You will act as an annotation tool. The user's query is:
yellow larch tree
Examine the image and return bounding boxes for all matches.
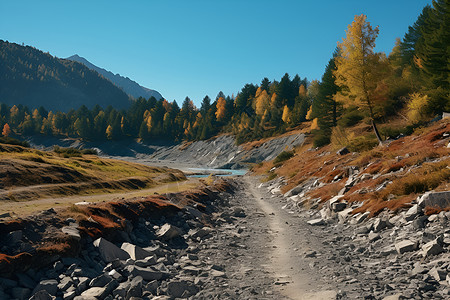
[334,14,384,144]
[215,97,227,122]
[281,105,291,123]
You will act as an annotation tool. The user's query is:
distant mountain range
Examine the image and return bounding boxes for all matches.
[0,40,132,112]
[66,54,163,100]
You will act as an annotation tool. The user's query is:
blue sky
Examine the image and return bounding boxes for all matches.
[1,0,431,106]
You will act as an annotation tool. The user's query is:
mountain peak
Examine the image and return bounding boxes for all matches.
[66,55,163,100]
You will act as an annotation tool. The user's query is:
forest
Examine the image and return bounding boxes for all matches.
[0,0,448,147]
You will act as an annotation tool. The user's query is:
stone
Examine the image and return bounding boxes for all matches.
[121,242,153,260]
[93,237,130,263]
[61,226,81,240]
[352,212,370,224]
[395,240,418,254]
[338,207,353,223]
[404,204,421,221]
[337,147,350,155]
[32,279,58,296]
[89,274,112,288]
[373,218,389,233]
[80,287,106,299]
[332,202,347,213]
[135,255,157,267]
[412,216,428,229]
[428,267,447,281]
[188,227,212,240]
[63,290,76,300]
[29,290,54,300]
[57,277,72,291]
[368,232,381,242]
[76,277,90,294]
[156,223,182,240]
[11,287,31,300]
[307,218,325,226]
[184,206,203,219]
[418,191,450,209]
[126,276,143,299]
[108,269,123,281]
[422,239,443,257]
[124,265,163,281]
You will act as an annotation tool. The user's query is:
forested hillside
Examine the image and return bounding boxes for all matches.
[0,40,131,112]
[0,1,448,147]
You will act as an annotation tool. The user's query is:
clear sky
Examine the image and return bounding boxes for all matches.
[1,0,431,107]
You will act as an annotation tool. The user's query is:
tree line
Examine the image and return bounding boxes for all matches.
[1,0,448,146]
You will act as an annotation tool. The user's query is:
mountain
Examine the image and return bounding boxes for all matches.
[0,40,131,112]
[66,54,163,100]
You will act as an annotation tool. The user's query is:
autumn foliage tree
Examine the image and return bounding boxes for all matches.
[2,123,11,137]
[334,14,384,144]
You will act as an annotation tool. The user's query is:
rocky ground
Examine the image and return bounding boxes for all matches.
[27,132,305,170]
[0,175,449,299]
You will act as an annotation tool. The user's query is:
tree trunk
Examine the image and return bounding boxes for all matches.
[371,119,383,146]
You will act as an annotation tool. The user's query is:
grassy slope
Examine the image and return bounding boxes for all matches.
[252,118,450,217]
[0,143,186,201]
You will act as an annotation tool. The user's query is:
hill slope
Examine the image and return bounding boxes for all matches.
[0,40,131,111]
[67,54,163,100]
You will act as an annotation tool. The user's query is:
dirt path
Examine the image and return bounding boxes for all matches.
[0,178,201,218]
[243,176,337,300]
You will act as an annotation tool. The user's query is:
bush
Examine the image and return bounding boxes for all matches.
[338,108,364,127]
[347,135,378,152]
[54,146,97,157]
[313,129,331,148]
[274,150,294,164]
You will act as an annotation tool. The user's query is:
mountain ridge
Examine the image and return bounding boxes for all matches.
[0,40,131,112]
[66,54,163,100]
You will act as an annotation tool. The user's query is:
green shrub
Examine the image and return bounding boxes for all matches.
[313,129,331,147]
[274,150,294,164]
[338,108,364,127]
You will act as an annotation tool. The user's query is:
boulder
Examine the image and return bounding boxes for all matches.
[404,204,421,221]
[121,242,153,260]
[331,202,347,213]
[373,218,389,233]
[428,267,447,281]
[421,239,443,257]
[124,265,163,281]
[395,240,418,254]
[156,224,182,240]
[89,274,112,288]
[93,238,130,263]
[32,279,58,296]
[418,191,450,209]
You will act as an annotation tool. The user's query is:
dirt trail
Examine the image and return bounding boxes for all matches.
[243,176,337,300]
